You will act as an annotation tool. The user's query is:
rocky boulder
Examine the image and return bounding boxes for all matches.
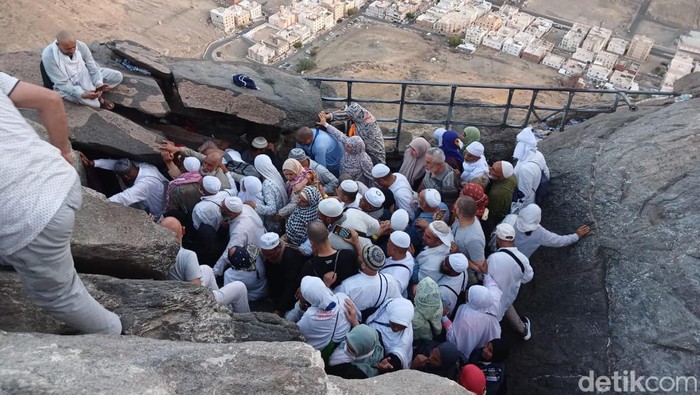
[0,332,469,395]
[105,71,170,117]
[673,71,700,97]
[71,188,179,279]
[167,59,323,134]
[508,98,700,393]
[0,271,303,342]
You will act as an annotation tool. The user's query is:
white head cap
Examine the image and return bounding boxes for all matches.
[448,253,468,273]
[495,223,516,241]
[183,157,201,172]
[465,141,484,157]
[500,161,514,178]
[428,220,453,246]
[371,163,391,179]
[390,209,410,231]
[251,136,268,149]
[259,232,280,250]
[318,198,344,217]
[423,188,442,209]
[202,176,222,195]
[224,196,243,213]
[340,180,359,193]
[364,188,385,208]
[390,230,411,249]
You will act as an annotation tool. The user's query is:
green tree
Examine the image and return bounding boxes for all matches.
[448,36,464,48]
[309,46,320,57]
[405,12,416,21]
[347,8,358,16]
[297,58,316,73]
[293,42,302,49]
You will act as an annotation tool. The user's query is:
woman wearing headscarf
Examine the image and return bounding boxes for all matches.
[440,130,464,171]
[285,186,322,246]
[412,277,444,341]
[324,104,386,165]
[238,176,264,207]
[445,285,501,359]
[278,158,321,218]
[432,127,447,147]
[461,183,489,222]
[295,276,356,353]
[366,298,415,371]
[318,114,374,187]
[462,126,481,146]
[253,155,287,233]
[411,341,461,380]
[399,137,431,189]
[327,324,386,379]
[501,203,590,258]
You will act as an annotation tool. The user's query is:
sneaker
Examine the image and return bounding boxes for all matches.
[521,316,532,341]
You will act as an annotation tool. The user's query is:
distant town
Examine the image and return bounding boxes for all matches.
[209,0,699,91]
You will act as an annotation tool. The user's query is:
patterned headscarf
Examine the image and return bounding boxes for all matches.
[228,244,261,271]
[283,158,312,195]
[340,136,374,186]
[285,186,322,246]
[411,277,443,341]
[332,103,385,165]
[461,182,489,218]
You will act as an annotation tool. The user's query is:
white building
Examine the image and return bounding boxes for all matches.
[542,53,565,69]
[586,64,611,81]
[464,26,488,45]
[609,70,636,90]
[506,12,534,32]
[502,32,535,57]
[524,17,553,38]
[678,30,700,57]
[366,0,391,18]
[560,23,590,52]
[572,47,595,63]
[237,0,263,21]
[248,42,277,64]
[661,54,695,91]
[482,26,517,50]
[522,39,555,63]
[559,58,586,76]
[594,51,619,69]
[436,12,471,34]
[606,37,628,56]
[627,35,654,62]
[210,7,237,33]
[581,26,612,53]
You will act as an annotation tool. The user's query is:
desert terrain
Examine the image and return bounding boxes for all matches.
[525,0,643,36]
[0,0,220,57]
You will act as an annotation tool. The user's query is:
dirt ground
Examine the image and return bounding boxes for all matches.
[524,0,642,36]
[0,0,221,57]
[647,0,700,30]
[307,21,599,142]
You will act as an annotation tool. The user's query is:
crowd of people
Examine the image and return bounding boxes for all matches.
[1,30,593,395]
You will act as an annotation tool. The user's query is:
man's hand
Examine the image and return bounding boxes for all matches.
[450,241,458,254]
[79,152,94,167]
[412,354,428,369]
[62,151,75,165]
[317,112,329,127]
[95,84,110,93]
[468,260,488,274]
[244,200,257,209]
[218,162,229,174]
[414,218,429,230]
[160,150,174,163]
[344,299,359,327]
[576,225,591,238]
[342,228,360,247]
[81,90,101,100]
[322,271,337,288]
[379,220,392,236]
[159,140,180,155]
[377,357,394,371]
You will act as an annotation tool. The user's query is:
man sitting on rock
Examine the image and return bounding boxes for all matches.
[41,30,122,110]
[160,217,250,313]
[81,154,169,219]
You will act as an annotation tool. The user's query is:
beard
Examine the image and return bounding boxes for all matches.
[200,168,216,177]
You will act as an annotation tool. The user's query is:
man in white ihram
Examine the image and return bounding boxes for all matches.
[0,72,121,334]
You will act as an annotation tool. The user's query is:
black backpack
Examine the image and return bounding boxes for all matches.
[39,61,54,90]
[529,161,549,206]
[224,153,260,178]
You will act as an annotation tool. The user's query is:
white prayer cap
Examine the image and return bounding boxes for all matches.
[364,188,385,208]
[371,163,391,178]
[252,136,268,149]
[495,223,516,241]
[500,161,514,178]
[202,176,221,195]
[516,204,542,233]
[259,232,280,250]
[467,285,493,312]
[428,220,453,246]
[183,157,201,172]
[423,188,442,209]
[318,198,344,217]
[340,180,359,193]
[390,230,411,249]
[223,196,243,213]
[465,141,484,157]
[448,253,468,273]
[390,209,410,231]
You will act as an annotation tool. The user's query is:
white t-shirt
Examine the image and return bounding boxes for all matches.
[380,254,414,297]
[334,271,402,313]
[0,73,77,256]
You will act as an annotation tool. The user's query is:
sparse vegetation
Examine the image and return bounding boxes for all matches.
[309,46,320,57]
[297,58,316,73]
[293,42,302,49]
[405,12,416,21]
[347,8,358,16]
[448,36,464,48]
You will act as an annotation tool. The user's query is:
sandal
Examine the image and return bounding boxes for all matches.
[98,97,115,110]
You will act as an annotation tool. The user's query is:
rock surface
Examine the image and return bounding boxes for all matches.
[71,188,179,279]
[508,99,700,393]
[168,59,323,133]
[105,71,170,117]
[0,271,304,342]
[0,332,469,395]
[105,40,173,79]
[673,71,700,96]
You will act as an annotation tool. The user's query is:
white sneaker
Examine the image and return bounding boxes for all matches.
[522,316,532,341]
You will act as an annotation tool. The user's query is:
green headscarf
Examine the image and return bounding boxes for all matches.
[341,324,385,378]
[462,126,481,146]
[412,277,443,341]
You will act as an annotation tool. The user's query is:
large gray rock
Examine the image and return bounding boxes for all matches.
[0,271,304,342]
[0,332,468,395]
[168,59,323,133]
[508,99,700,393]
[673,71,700,96]
[105,40,173,79]
[104,71,170,117]
[72,188,179,279]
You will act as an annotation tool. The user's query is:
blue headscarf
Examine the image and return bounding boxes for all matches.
[440,130,464,164]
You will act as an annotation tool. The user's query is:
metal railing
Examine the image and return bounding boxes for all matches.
[304,76,677,152]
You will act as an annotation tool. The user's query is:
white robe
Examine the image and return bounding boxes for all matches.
[415,244,450,283]
[447,303,501,359]
[366,298,414,369]
[380,253,414,298]
[334,271,402,313]
[487,247,533,319]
